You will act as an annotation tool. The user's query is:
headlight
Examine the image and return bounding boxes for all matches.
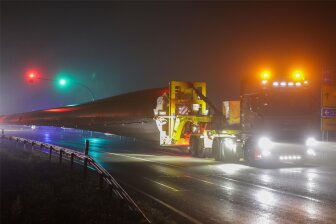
[262,150,271,157]
[306,137,317,147]
[258,137,273,150]
[307,148,316,156]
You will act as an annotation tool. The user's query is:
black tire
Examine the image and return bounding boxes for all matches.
[243,139,256,165]
[212,137,222,161]
[197,137,206,158]
[190,136,199,157]
[221,138,230,162]
[221,138,239,163]
[227,140,239,163]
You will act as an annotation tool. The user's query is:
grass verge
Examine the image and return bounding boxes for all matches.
[0,140,140,224]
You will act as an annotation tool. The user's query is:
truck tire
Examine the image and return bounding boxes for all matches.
[243,139,256,164]
[222,138,231,162]
[197,137,206,158]
[213,137,232,162]
[222,138,239,163]
[190,136,199,157]
[212,137,222,161]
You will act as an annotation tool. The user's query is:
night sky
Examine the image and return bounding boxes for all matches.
[1,1,336,115]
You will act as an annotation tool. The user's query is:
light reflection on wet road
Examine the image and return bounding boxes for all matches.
[2,125,336,223]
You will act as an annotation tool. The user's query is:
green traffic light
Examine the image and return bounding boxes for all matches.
[59,79,67,86]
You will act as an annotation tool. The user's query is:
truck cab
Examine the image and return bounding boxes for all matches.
[239,73,321,163]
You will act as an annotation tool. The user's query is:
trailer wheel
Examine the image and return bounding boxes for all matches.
[221,138,239,163]
[212,137,222,161]
[197,138,206,158]
[190,136,199,157]
[243,139,256,164]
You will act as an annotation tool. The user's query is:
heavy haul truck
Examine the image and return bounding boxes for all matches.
[0,74,321,164]
[155,76,320,164]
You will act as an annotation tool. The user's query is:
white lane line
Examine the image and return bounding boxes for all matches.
[108,152,184,168]
[118,179,203,224]
[184,176,233,191]
[110,153,152,162]
[145,178,187,192]
[108,152,213,168]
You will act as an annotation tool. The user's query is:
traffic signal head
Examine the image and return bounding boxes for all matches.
[26,71,37,83]
[59,78,67,86]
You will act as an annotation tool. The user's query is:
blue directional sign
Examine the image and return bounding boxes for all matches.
[321,108,336,118]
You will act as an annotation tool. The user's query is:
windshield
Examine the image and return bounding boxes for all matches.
[252,89,317,116]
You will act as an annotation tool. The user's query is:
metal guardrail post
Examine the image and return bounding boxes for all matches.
[59,149,63,164]
[84,140,89,176]
[70,153,74,169]
[84,140,90,155]
[49,146,53,160]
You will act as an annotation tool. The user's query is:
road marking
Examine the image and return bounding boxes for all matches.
[184,175,233,190]
[109,152,152,162]
[145,178,187,192]
[109,153,322,204]
[213,175,322,203]
[186,174,322,203]
[108,152,185,168]
[118,179,203,224]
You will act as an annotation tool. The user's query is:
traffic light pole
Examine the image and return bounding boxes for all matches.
[74,82,95,102]
[36,77,95,102]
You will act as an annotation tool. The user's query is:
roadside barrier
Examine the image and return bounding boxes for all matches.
[1,130,150,223]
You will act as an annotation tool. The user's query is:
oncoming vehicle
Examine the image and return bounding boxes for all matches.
[154,73,321,165]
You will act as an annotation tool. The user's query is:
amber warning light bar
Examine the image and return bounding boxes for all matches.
[262,80,309,87]
[260,70,308,88]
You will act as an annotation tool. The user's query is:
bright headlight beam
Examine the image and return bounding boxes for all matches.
[306,137,317,146]
[258,137,273,150]
[262,150,271,157]
[307,148,316,156]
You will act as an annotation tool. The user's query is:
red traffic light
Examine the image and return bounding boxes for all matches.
[26,70,38,83]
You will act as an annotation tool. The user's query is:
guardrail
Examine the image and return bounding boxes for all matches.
[1,131,150,223]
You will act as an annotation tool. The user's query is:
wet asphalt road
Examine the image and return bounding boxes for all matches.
[2,125,336,224]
